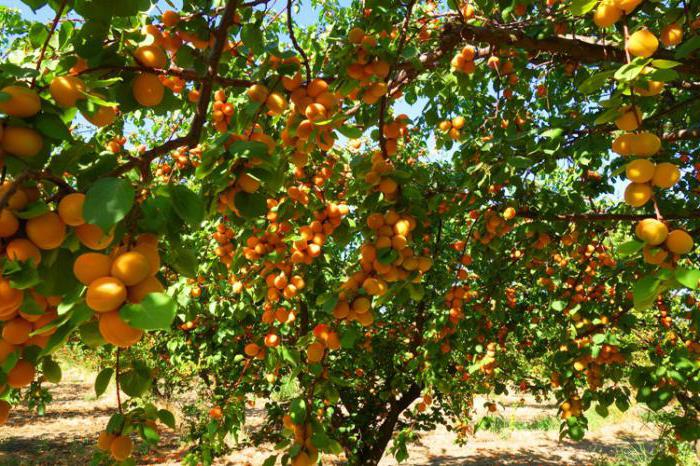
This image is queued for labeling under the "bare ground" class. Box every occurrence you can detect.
[0,367,659,466]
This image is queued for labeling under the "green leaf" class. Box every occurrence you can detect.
[157,409,176,429]
[241,23,264,54]
[578,70,615,94]
[614,62,646,83]
[34,113,71,140]
[120,360,152,397]
[262,455,277,466]
[15,201,50,219]
[569,0,598,15]
[633,275,660,310]
[507,156,533,168]
[617,240,644,256]
[234,191,267,218]
[165,185,204,227]
[650,59,681,69]
[120,293,176,330]
[83,178,135,231]
[79,322,106,348]
[377,247,399,265]
[675,268,700,289]
[95,367,114,397]
[541,128,563,140]
[337,125,363,139]
[42,358,62,383]
[675,35,700,59]
[289,398,307,424]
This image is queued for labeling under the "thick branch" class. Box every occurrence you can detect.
[286,0,312,82]
[79,65,253,88]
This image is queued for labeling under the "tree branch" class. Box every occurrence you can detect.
[286,0,311,83]
[32,0,68,87]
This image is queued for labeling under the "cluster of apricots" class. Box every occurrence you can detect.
[131,43,170,107]
[438,115,466,141]
[472,208,514,245]
[210,89,236,133]
[212,223,236,267]
[634,218,694,266]
[290,203,349,265]
[96,429,136,462]
[277,78,340,155]
[282,416,319,466]
[560,395,583,419]
[50,75,119,127]
[75,234,164,348]
[575,344,625,390]
[451,45,477,74]
[0,86,43,161]
[344,28,392,104]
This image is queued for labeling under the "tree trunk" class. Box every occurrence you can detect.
[355,384,421,465]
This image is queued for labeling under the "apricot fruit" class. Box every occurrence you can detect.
[86,277,127,312]
[73,252,112,285]
[26,212,66,250]
[0,85,41,117]
[57,193,86,226]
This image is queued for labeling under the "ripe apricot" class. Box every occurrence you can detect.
[0,85,41,117]
[6,238,41,265]
[73,252,112,285]
[132,73,165,107]
[593,0,622,28]
[1,126,43,158]
[625,159,655,183]
[0,278,23,320]
[49,76,86,108]
[636,218,668,245]
[666,230,693,254]
[627,29,659,58]
[97,431,115,451]
[643,245,668,265]
[110,435,133,462]
[624,182,651,207]
[99,311,143,347]
[237,172,260,193]
[351,296,371,314]
[246,84,268,102]
[131,243,160,276]
[86,277,127,312]
[2,317,32,345]
[75,223,114,250]
[0,400,9,425]
[0,210,22,238]
[307,341,325,363]
[111,251,150,286]
[162,10,180,27]
[651,162,680,188]
[7,359,35,388]
[26,212,66,250]
[612,0,642,13]
[614,105,642,131]
[630,132,661,156]
[127,276,165,303]
[57,193,86,226]
[0,339,17,363]
[660,23,683,47]
[83,103,118,127]
[0,182,29,210]
[244,342,260,356]
[134,45,167,68]
[32,310,58,336]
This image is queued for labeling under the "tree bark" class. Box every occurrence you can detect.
[356,383,422,465]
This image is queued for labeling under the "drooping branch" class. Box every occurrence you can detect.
[79,65,254,88]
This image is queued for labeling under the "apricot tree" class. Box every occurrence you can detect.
[0,0,699,465]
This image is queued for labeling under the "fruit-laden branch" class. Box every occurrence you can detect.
[286,0,312,82]
[79,65,254,88]
[0,171,74,211]
[392,19,700,91]
[519,210,700,222]
[111,0,241,177]
[661,127,700,142]
[32,0,68,87]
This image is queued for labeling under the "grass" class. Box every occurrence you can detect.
[592,441,700,466]
[479,414,559,436]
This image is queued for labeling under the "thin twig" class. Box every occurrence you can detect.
[286,0,311,82]
[32,0,68,87]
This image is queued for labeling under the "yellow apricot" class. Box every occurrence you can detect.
[246,84,269,103]
[612,0,642,13]
[593,0,622,28]
[630,132,661,156]
[307,342,325,363]
[651,162,680,188]
[643,245,668,265]
[73,252,112,285]
[7,359,35,388]
[49,76,86,108]
[130,243,160,276]
[26,212,66,250]
[127,276,164,303]
[162,10,180,27]
[83,104,118,127]
[133,44,167,68]
[110,435,133,461]
[635,218,668,245]
[2,317,32,345]
[57,193,86,226]
[0,209,19,238]
[626,159,655,183]
[97,431,115,451]
[627,29,659,58]
[623,182,651,207]
[1,126,43,158]
[132,73,164,107]
[0,85,41,117]
[86,276,127,312]
[660,23,683,47]
[6,238,41,265]
[666,230,693,255]
[237,172,260,193]
[75,223,114,250]
[111,251,150,286]
[614,105,642,131]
